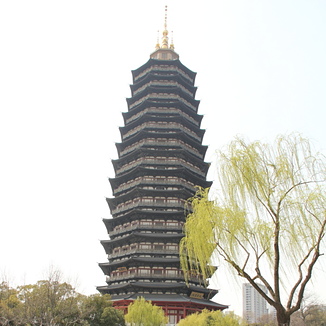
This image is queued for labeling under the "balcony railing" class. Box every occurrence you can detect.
[129,93,197,111]
[134,66,193,84]
[114,178,196,195]
[120,139,202,159]
[115,158,204,177]
[108,248,180,258]
[109,224,183,236]
[125,108,199,126]
[106,272,202,283]
[112,201,187,215]
[122,122,201,142]
[133,81,193,97]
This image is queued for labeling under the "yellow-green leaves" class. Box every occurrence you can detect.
[177,309,243,326]
[180,134,326,325]
[125,297,167,326]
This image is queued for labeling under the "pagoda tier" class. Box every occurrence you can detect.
[111,149,209,176]
[130,73,198,98]
[131,58,197,85]
[103,209,187,232]
[98,38,227,324]
[122,101,204,126]
[109,166,212,195]
[115,130,208,160]
[119,115,205,143]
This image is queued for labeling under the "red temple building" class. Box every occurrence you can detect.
[98,10,227,325]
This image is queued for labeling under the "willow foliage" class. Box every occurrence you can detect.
[180,134,326,326]
[177,309,243,326]
[124,297,167,326]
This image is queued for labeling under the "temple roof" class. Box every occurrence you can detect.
[99,257,181,273]
[101,232,184,252]
[122,100,203,123]
[114,293,228,310]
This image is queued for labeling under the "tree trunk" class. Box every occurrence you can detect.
[276,308,291,326]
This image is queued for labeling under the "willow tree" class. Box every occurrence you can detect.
[177,309,243,326]
[125,297,167,326]
[180,134,326,326]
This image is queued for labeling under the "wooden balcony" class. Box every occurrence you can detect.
[109,224,182,236]
[106,272,202,283]
[108,248,180,259]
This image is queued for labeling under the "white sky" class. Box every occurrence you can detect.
[0,0,325,316]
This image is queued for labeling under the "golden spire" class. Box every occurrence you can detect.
[161,5,169,49]
[151,5,179,60]
[155,30,160,50]
[170,30,175,50]
[155,5,174,50]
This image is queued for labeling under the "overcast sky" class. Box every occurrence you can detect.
[1,0,325,315]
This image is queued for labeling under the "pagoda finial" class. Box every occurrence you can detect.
[170,30,175,50]
[155,30,160,50]
[164,5,168,29]
[161,5,169,49]
[151,5,179,60]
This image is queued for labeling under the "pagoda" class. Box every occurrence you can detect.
[98,8,227,325]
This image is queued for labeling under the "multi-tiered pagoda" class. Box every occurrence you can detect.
[98,10,227,325]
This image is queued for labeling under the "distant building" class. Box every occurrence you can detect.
[243,283,268,323]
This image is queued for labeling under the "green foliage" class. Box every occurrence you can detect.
[177,309,243,326]
[180,134,326,326]
[82,294,125,326]
[17,280,83,325]
[0,281,24,325]
[125,297,167,326]
[0,273,124,326]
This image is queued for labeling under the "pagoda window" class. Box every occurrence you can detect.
[153,269,163,275]
[154,244,163,250]
[166,245,178,250]
[140,219,152,225]
[155,186,166,190]
[139,268,150,275]
[166,222,178,227]
[128,268,136,275]
[166,270,177,276]
[156,176,166,181]
[140,243,151,249]
[155,197,165,203]
[168,315,178,325]
[143,186,154,189]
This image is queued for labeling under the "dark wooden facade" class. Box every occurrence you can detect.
[98,46,227,325]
